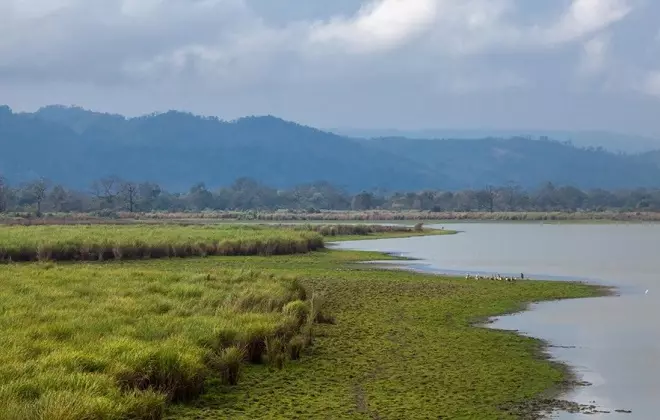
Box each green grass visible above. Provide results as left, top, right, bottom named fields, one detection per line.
left=0, top=225, right=324, bottom=262
left=327, top=228, right=457, bottom=242
left=155, top=250, right=601, bottom=419
left=0, top=225, right=604, bottom=419
left=0, top=261, right=325, bottom=419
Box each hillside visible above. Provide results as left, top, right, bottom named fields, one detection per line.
left=363, top=137, right=660, bottom=190
left=1, top=105, right=659, bottom=191
left=1, top=106, right=443, bottom=191
left=334, top=128, right=660, bottom=154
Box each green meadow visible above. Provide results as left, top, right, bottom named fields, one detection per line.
left=0, top=225, right=602, bottom=419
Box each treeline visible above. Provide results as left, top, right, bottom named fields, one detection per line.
left=3, top=176, right=660, bottom=215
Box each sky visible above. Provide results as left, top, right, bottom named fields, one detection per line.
left=1, top=0, right=660, bottom=135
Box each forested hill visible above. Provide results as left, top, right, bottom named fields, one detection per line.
left=1, top=105, right=660, bottom=191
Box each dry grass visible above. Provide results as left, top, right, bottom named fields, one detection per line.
left=2, top=210, right=658, bottom=225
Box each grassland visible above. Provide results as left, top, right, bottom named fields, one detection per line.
left=114, top=209, right=660, bottom=222
left=280, top=222, right=457, bottom=241
left=0, top=225, right=324, bottom=262
left=0, top=262, right=325, bottom=419
left=0, top=224, right=453, bottom=263
left=3, top=210, right=660, bottom=226
left=161, top=251, right=602, bottom=419
left=0, top=225, right=603, bottom=419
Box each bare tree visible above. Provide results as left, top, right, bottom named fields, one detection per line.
left=28, top=178, right=48, bottom=216
left=49, top=185, right=69, bottom=212
left=475, top=186, right=496, bottom=212
left=485, top=185, right=496, bottom=213
left=0, top=176, right=7, bottom=213
left=120, top=181, right=139, bottom=212
left=91, top=176, right=120, bottom=209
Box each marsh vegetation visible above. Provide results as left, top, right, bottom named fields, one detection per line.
left=0, top=224, right=602, bottom=419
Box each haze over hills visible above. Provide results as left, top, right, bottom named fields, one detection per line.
left=2, top=105, right=660, bottom=192
left=332, top=128, right=660, bottom=154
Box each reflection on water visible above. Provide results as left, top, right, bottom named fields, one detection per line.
left=333, top=223, right=660, bottom=419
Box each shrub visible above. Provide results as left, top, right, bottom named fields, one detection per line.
left=208, top=346, right=245, bottom=386
left=283, top=300, right=310, bottom=326
left=264, top=336, right=287, bottom=370
left=288, top=335, right=307, bottom=361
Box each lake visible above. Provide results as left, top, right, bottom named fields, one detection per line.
left=333, top=223, right=659, bottom=419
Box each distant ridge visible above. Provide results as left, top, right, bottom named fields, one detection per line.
left=1, top=105, right=660, bottom=191
left=331, top=127, right=660, bottom=154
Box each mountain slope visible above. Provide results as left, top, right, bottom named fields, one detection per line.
left=1, top=105, right=659, bottom=191
left=362, top=137, right=660, bottom=190
left=333, top=128, right=660, bottom=154
left=2, top=106, right=446, bottom=191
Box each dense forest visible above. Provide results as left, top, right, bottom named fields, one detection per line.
left=3, top=176, right=660, bottom=215
left=3, top=105, right=660, bottom=191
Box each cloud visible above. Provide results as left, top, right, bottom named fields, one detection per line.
left=579, top=33, right=611, bottom=75
left=308, top=0, right=438, bottom=53
left=546, top=0, right=631, bottom=44
left=643, top=71, right=660, bottom=96
left=1, top=0, right=659, bottom=134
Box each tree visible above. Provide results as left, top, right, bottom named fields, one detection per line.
left=188, top=182, right=214, bottom=211
left=0, top=176, right=6, bottom=213
left=48, top=185, right=69, bottom=212
left=27, top=178, right=48, bottom=216
left=501, top=181, right=521, bottom=211
left=120, top=181, right=139, bottom=212
left=351, top=192, right=374, bottom=211
left=91, top=176, right=120, bottom=209
left=137, top=182, right=162, bottom=211
left=475, top=186, right=496, bottom=212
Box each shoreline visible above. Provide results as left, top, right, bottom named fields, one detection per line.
left=4, top=210, right=660, bottom=225
left=333, top=236, right=614, bottom=418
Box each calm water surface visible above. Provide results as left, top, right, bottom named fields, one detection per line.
left=333, top=223, right=660, bottom=419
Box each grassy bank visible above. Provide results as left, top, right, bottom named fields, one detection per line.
left=116, top=210, right=660, bottom=222
left=0, top=226, right=604, bottom=419
left=160, top=250, right=602, bottom=419
left=0, top=224, right=454, bottom=263
left=0, top=262, right=328, bottom=419
left=0, top=225, right=324, bottom=262
left=284, top=223, right=457, bottom=241
left=3, top=210, right=660, bottom=225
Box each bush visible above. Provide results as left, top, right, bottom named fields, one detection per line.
left=208, top=346, right=245, bottom=386
left=289, top=335, right=308, bottom=361
left=283, top=300, right=310, bottom=326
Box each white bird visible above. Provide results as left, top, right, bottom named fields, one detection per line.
left=645, top=289, right=649, bottom=295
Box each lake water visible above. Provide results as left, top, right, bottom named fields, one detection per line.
left=333, top=223, right=660, bottom=419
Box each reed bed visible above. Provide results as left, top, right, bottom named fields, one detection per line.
left=0, top=225, right=324, bottom=262
left=3, top=210, right=658, bottom=226
left=277, top=223, right=420, bottom=236
left=0, top=264, right=319, bottom=419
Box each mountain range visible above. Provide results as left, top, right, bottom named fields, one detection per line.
left=2, top=105, right=660, bottom=192
left=333, top=128, right=660, bottom=154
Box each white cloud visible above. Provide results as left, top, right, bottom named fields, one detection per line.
left=546, top=0, right=631, bottom=44
left=643, top=71, right=660, bottom=96
left=308, top=0, right=438, bottom=53
left=1, top=0, right=660, bottom=134
left=579, top=33, right=611, bottom=75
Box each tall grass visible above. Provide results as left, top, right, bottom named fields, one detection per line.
left=153, top=210, right=660, bottom=222
left=283, top=223, right=418, bottom=236
left=0, top=225, right=323, bottom=262
left=0, top=264, right=318, bottom=419
left=5, top=210, right=655, bottom=226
